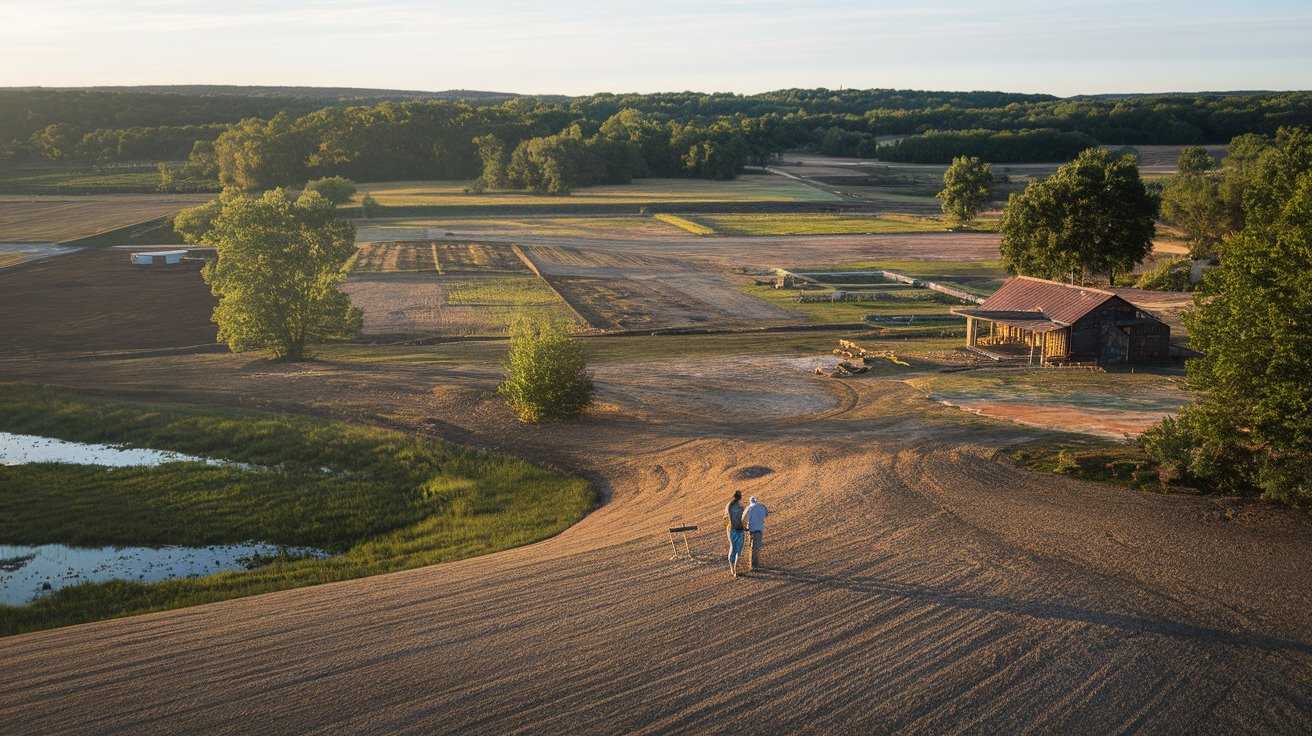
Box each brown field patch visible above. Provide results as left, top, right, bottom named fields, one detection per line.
left=434, top=242, right=529, bottom=273
left=0, top=194, right=211, bottom=243
left=350, top=241, right=438, bottom=273
left=0, top=248, right=217, bottom=355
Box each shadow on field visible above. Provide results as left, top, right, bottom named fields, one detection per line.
left=751, top=567, right=1312, bottom=655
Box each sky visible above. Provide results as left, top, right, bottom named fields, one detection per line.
left=2, top=0, right=1310, bottom=96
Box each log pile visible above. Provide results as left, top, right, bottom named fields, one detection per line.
left=837, top=339, right=910, bottom=367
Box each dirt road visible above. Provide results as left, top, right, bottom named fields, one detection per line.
left=1, top=351, right=1309, bottom=735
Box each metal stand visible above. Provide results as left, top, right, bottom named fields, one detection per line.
left=667, top=525, right=698, bottom=560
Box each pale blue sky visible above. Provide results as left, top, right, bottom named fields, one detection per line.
left=2, top=1, right=1309, bottom=95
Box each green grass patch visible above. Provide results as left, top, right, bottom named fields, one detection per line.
left=444, top=276, right=562, bottom=306
left=741, top=283, right=962, bottom=324
left=1007, top=440, right=1179, bottom=493
left=652, top=213, right=715, bottom=235
left=0, top=384, right=592, bottom=635
left=0, top=164, right=218, bottom=195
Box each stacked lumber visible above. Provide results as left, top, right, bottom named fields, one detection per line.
left=837, top=339, right=910, bottom=367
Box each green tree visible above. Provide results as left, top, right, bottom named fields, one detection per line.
left=936, top=155, right=993, bottom=227
left=190, top=189, right=361, bottom=360
left=1176, top=145, right=1216, bottom=175
left=303, top=175, right=357, bottom=205
left=999, top=148, right=1156, bottom=284
left=498, top=315, right=593, bottom=423
left=473, top=134, right=509, bottom=189
left=1160, top=174, right=1228, bottom=258
left=1142, top=127, right=1312, bottom=506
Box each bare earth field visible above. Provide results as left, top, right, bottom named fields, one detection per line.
left=0, top=340, right=1309, bottom=735
left=0, top=194, right=211, bottom=243
left=0, top=248, right=216, bottom=355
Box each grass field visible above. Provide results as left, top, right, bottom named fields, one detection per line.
left=0, top=164, right=163, bottom=194
left=353, top=175, right=842, bottom=208
left=444, top=276, right=562, bottom=306
left=740, top=283, right=964, bottom=324
left=357, top=215, right=699, bottom=243
left=0, top=386, right=592, bottom=635
left=0, top=194, right=211, bottom=243
left=810, top=259, right=1009, bottom=297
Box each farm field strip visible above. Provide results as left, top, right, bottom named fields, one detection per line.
left=0, top=194, right=212, bottom=243
left=353, top=175, right=843, bottom=208
left=682, top=212, right=952, bottom=236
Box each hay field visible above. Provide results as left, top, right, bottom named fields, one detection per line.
left=0, top=194, right=211, bottom=243
left=353, top=175, right=841, bottom=208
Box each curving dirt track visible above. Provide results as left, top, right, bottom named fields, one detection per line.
left=1, top=351, right=1310, bottom=735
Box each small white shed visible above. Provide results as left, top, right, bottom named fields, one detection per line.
left=130, top=250, right=187, bottom=266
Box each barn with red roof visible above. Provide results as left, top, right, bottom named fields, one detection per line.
left=951, top=276, right=1171, bottom=365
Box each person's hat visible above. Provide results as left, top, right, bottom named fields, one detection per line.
left=749, top=496, right=758, bottom=503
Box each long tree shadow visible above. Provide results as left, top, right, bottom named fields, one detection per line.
left=751, top=567, right=1312, bottom=655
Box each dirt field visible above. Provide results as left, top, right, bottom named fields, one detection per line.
left=1, top=341, right=1309, bottom=735
left=0, top=248, right=217, bottom=355
left=0, top=194, right=211, bottom=243
left=350, top=241, right=438, bottom=272
left=518, top=245, right=797, bottom=331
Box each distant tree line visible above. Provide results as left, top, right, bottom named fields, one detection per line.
left=876, top=129, right=1099, bottom=164
left=4, top=87, right=1312, bottom=174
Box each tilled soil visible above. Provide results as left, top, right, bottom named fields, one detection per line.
left=0, top=350, right=1309, bottom=735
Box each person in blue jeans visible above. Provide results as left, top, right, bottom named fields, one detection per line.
left=725, top=491, right=746, bottom=578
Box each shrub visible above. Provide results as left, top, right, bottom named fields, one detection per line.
left=1134, top=259, right=1193, bottom=291
left=360, top=193, right=383, bottom=219
left=498, top=315, right=593, bottom=423
left=1053, top=449, right=1079, bottom=474
left=304, top=176, right=357, bottom=205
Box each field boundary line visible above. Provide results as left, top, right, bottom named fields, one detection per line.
left=510, top=244, right=598, bottom=329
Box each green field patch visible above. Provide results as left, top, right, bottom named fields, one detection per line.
left=740, top=283, right=961, bottom=324
left=444, top=276, right=562, bottom=306
left=0, top=385, right=592, bottom=635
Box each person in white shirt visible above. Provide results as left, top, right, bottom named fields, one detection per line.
left=740, top=496, right=769, bottom=571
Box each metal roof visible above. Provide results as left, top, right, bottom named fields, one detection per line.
left=976, top=276, right=1121, bottom=325
left=951, top=308, right=1066, bottom=333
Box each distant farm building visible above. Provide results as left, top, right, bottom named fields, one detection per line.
left=129, top=250, right=187, bottom=266
left=952, top=276, right=1170, bottom=365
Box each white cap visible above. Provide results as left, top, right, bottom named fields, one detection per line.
left=749, top=496, right=758, bottom=503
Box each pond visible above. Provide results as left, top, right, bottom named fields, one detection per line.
left=0, top=431, right=328, bottom=606
left=0, top=431, right=246, bottom=468
left=0, top=543, right=330, bottom=606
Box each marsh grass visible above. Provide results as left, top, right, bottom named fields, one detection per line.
left=0, top=384, right=592, bottom=635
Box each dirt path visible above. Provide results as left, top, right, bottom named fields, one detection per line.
left=1, top=350, right=1309, bottom=735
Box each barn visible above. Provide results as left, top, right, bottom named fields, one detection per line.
left=952, top=276, right=1171, bottom=365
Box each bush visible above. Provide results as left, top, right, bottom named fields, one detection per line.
left=498, top=315, right=593, bottom=423
left=1134, top=259, right=1193, bottom=291
left=360, top=193, right=383, bottom=219
left=303, top=176, right=357, bottom=205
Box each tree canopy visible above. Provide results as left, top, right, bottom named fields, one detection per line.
left=999, top=148, right=1157, bottom=284
left=180, top=189, right=361, bottom=360
left=1142, top=127, right=1312, bottom=506
left=937, top=156, right=993, bottom=226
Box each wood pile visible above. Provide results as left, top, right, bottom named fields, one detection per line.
left=836, top=339, right=910, bottom=367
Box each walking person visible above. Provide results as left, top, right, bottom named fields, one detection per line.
left=725, top=491, right=745, bottom=578
left=741, top=496, right=769, bottom=572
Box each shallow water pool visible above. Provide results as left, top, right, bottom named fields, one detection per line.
left=0, top=542, right=330, bottom=606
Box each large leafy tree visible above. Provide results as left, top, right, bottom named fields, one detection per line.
left=999, top=148, right=1156, bottom=284
left=183, top=189, right=361, bottom=360
left=937, top=155, right=993, bottom=227
left=1160, top=174, right=1229, bottom=258
left=1176, top=145, right=1216, bottom=175
left=1142, top=127, right=1312, bottom=506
